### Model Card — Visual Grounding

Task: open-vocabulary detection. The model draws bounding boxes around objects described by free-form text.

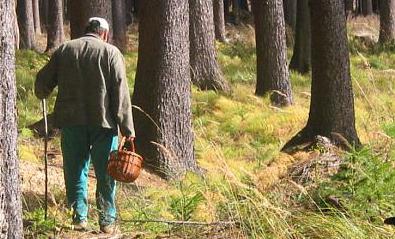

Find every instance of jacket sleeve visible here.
[110,50,136,137]
[35,52,58,99]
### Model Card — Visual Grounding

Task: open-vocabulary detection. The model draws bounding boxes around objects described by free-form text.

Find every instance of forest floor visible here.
[17,16,395,238]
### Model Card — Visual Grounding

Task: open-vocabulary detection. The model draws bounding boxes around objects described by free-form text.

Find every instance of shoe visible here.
[100,223,119,234]
[72,220,89,231]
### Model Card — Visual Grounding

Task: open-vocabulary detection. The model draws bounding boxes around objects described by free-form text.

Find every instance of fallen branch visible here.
[121,219,238,227]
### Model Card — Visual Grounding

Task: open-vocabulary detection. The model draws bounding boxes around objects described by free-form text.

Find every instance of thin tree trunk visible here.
[46,0,65,52]
[283,0,360,152]
[13,0,20,50]
[232,0,240,24]
[213,0,227,42]
[39,0,49,31]
[283,0,297,31]
[253,0,293,106]
[379,0,395,44]
[190,0,230,92]
[290,0,311,74]
[112,0,127,52]
[32,0,41,34]
[17,0,36,49]
[132,0,197,178]
[0,0,24,237]
[362,0,373,15]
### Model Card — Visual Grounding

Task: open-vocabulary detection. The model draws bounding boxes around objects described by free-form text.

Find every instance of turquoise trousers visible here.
[61,126,118,226]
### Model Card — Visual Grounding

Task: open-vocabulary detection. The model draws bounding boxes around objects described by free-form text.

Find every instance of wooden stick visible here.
[121,219,237,227]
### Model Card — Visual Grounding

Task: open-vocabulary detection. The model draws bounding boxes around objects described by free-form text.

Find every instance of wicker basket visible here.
[107,137,143,183]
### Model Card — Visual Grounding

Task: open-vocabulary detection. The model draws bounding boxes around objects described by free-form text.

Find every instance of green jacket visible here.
[35,34,135,137]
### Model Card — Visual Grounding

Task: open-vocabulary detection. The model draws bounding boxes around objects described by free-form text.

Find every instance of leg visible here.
[89,127,118,226]
[61,126,91,223]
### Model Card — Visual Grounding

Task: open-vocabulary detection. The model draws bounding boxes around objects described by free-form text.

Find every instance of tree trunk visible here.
[213,0,227,42]
[283,0,361,152]
[345,0,354,18]
[32,0,41,34]
[112,0,127,52]
[132,0,197,178]
[190,0,230,92]
[46,0,65,52]
[362,0,373,15]
[224,0,231,22]
[232,0,240,24]
[39,0,49,30]
[69,0,112,40]
[283,0,297,31]
[253,0,293,107]
[17,0,36,49]
[0,0,24,237]
[379,0,395,44]
[13,0,20,50]
[290,0,311,74]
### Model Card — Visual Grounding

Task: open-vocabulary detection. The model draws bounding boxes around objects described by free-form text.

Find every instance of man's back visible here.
[35,34,134,136]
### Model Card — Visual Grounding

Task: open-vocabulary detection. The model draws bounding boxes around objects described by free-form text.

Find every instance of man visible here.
[35,17,134,234]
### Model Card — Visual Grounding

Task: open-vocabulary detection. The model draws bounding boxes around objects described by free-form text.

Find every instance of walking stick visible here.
[42,99,48,220]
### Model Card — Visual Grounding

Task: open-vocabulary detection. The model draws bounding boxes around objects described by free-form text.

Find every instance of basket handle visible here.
[118,136,136,152]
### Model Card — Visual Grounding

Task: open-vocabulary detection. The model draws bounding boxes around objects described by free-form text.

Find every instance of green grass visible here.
[18,29,395,238]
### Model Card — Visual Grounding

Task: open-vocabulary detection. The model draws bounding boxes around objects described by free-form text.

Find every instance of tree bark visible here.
[190,0,230,92]
[112,0,127,52]
[345,0,354,18]
[283,0,361,152]
[362,0,373,15]
[232,0,240,24]
[17,0,36,49]
[0,0,24,237]
[46,0,65,52]
[283,0,297,31]
[132,0,197,178]
[12,0,20,50]
[39,0,49,30]
[379,0,395,44]
[32,0,41,34]
[213,0,227,42]
[69,0,112,40]
[253,0,293,107]
[290,0,311,74]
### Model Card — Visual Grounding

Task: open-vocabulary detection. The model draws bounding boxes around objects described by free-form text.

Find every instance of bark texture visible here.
[0,0,24,237]
[253,0,293,106]
[17,0,36,49]
[46,0,65,52]
[132,0,197,178]
[213,0,227,42]
[379,0,395,43]
[290,0,311,74]
[190,0,230,92]
[283,0,361,152]
[69,0,112,39]
[112,0,127,52]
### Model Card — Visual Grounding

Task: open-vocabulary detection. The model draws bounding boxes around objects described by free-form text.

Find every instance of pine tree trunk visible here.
[190,0,230,92]
[39,0,49,30]
[12,0,20,50]
[253,0,293,107]
[283,0,297,30]
[69,0,112,40]
[46,0,65,52]
[345,0,354,18]
[0,0,24,237]
[213,0,227,42]
[290,0,311,74]
[224,0,231,22]
[232,0,240,24]
[112,0,127,52]
[32,0,41,34]
[17,0,36,49]
[283,0,361,152]
[362,0,373,15]
[379,0,395,44]
[132,0,197,178]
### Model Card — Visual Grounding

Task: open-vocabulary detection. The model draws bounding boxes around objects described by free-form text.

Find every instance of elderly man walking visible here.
[35,17,134,234]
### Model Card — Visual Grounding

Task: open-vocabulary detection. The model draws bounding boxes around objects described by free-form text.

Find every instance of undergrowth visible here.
[18,22,395,238]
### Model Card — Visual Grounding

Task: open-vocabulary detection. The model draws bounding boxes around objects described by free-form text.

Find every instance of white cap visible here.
[88,17,109,31]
